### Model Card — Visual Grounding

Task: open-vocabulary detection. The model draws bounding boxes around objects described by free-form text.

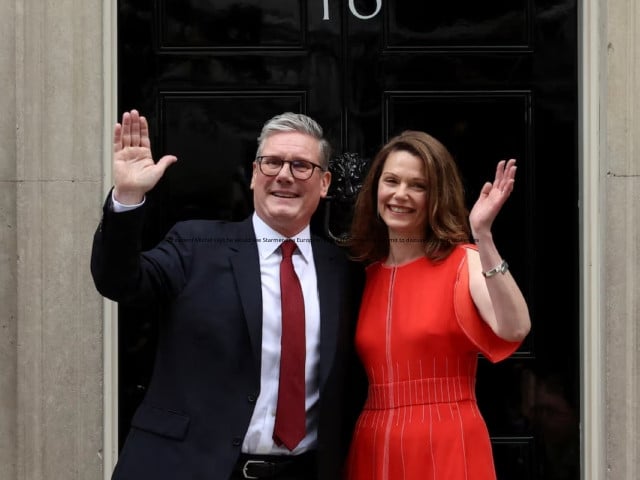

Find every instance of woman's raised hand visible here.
[469,159,517,239]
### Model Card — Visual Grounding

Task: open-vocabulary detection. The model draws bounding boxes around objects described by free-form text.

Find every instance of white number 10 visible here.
[323,0,382,20]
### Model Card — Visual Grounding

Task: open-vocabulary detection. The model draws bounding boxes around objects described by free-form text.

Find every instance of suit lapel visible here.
[313,237,341,389]
[227,221,344,387]
[228,218,263,374]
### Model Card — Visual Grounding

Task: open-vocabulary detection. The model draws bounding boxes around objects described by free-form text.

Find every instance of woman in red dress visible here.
[345,131,531,480]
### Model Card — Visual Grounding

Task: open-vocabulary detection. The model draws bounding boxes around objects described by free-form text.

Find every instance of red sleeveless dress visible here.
[345,245,521,480]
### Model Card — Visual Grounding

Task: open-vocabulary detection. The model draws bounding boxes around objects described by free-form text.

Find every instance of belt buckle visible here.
[242,459,266,479]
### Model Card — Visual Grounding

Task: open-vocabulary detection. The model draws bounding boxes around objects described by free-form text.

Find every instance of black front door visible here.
[117,1,579,478]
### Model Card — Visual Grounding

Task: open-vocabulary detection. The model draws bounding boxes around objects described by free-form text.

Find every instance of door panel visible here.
[387,1,532,48]
[117,1,579,478]
[160,93,304,221]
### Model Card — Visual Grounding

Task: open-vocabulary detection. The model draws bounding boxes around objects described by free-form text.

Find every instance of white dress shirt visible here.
[244,213,321,454]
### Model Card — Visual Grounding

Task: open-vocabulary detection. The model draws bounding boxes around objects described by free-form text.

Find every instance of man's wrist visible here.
[111,189,145,212]
[113,187,145,206]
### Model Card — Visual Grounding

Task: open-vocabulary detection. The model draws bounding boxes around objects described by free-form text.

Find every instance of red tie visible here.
[273,239,306,451]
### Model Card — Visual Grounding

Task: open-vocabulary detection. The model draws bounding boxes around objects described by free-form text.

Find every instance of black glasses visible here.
[255,155,325,180]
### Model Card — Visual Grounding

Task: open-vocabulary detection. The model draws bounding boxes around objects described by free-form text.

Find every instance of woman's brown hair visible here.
[349,131,471,263]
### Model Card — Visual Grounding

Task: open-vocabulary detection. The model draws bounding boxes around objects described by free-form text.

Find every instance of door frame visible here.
[579,0,604,479]
[101,1,603,478]
[102,0,119,477]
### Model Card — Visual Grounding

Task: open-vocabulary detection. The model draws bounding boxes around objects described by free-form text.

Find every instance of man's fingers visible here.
[130,110,141,147]
[113,123,123,152]
[121,111,132,147]
[140,116,151,149]
[156,155,178,173]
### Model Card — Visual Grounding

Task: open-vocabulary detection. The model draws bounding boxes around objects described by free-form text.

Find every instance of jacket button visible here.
[247,394,257,403]
[233,437,242,446]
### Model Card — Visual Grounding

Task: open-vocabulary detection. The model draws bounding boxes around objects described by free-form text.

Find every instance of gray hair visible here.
[256,112,331,169]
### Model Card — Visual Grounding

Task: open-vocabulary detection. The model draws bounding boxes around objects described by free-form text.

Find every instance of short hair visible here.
[256,112,331,169]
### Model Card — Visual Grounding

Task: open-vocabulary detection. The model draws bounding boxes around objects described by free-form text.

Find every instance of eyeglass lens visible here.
[258,156,318,179]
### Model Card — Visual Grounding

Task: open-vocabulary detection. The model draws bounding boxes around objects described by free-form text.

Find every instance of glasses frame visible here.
[255,155,326,180]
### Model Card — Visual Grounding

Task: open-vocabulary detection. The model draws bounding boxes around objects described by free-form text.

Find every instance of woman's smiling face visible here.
[377,150,428,239]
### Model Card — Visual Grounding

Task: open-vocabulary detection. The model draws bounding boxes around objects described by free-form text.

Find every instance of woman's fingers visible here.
[494,159,517,192]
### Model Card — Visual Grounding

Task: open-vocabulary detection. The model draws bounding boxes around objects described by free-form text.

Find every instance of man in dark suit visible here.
[91,110,364,480]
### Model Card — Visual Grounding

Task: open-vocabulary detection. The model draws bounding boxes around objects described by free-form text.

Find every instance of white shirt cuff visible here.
[111,192,145,212]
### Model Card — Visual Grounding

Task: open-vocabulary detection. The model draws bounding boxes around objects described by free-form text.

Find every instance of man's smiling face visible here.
[251,131,331,237]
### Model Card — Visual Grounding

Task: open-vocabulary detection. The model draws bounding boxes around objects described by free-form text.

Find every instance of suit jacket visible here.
[91,196,365,480]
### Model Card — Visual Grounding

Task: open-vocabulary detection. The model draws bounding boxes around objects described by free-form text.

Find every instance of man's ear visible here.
[250,162,258,189]
[319,171,332,198]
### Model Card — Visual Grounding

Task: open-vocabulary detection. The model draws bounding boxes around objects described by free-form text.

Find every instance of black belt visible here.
[233,451,316,479]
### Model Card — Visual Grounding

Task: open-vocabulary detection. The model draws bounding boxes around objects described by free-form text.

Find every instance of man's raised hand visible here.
[112,110,177,205]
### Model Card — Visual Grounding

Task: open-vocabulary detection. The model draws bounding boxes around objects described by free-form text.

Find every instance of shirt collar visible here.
[252,212,312,263]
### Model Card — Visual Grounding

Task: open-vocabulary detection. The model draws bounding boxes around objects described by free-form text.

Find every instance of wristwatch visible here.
[482,259,509,278]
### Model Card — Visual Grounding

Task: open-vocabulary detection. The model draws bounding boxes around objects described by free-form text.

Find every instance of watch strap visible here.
[482,259,509,278]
